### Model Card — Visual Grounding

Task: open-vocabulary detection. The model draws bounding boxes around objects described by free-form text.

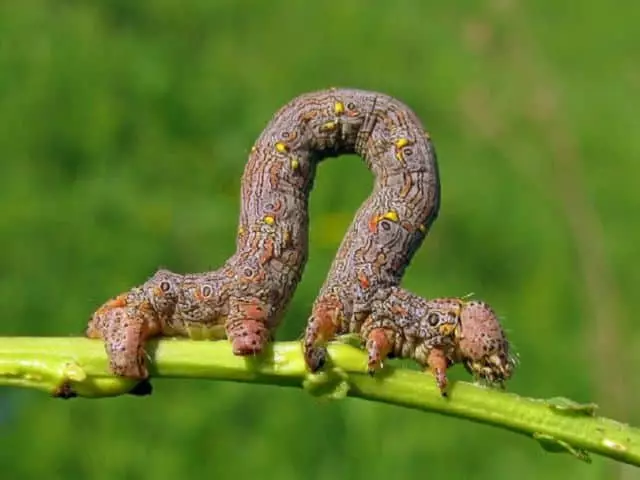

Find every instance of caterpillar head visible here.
[452,300,516,387]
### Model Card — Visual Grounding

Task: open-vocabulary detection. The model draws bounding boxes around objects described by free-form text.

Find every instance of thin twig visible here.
[0,337,638,467]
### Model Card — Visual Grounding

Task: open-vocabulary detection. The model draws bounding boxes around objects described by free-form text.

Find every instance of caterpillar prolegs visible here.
[86,88,515,393]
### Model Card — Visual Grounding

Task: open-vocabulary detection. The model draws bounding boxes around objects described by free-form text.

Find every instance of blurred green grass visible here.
[0,0,638,478]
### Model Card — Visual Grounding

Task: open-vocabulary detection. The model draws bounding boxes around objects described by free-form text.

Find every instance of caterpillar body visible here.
[86,88,514,393]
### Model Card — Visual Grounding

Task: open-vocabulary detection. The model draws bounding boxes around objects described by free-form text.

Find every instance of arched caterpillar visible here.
[86,88,514,393]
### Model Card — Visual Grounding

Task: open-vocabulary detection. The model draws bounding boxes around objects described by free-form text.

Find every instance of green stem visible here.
[1,337,638,467]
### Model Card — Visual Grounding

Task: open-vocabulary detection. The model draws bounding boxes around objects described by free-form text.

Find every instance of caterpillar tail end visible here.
[86,295,156,383]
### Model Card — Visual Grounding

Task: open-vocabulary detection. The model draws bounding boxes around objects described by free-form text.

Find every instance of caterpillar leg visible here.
[364,327,393,375]
[426,347,450,397]
[86,295,159,380]
[303,298,342,372]
[225,298,271,356]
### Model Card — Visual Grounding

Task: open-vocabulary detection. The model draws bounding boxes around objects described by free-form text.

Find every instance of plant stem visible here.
[1,337,638,466]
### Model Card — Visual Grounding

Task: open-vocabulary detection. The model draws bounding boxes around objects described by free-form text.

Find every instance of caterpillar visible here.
[86,88,514,393]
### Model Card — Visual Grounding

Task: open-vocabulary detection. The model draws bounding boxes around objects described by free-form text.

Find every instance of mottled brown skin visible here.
[86,88,515,389]
[87,88,438,379]
[294,92,515,392]
[301,91,442,371]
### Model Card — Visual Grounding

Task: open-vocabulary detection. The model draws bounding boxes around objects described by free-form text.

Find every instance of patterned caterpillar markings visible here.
[302,92,441,371]
[294,94,516,390]
[86,88,438,380]
[307,288,515,396]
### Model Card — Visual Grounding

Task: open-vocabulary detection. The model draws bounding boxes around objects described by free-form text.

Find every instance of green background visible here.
[1,1,638,478]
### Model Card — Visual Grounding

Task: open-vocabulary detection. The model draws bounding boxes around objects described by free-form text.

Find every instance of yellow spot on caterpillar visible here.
[275,142,288,153]
[321,121,337,131]
[251,146,257,153]
[424,131,431,140]
[381,210,399,222]
[395,138,409,149]
[369,210,400,232]
[395,138,411,163]
[264,216,275,225]
[418,224,427,233]
[334,102,345,114]
[290,158,299,170]
[439,324,456,336]
[238,226,245,236]
[453,324,462,340]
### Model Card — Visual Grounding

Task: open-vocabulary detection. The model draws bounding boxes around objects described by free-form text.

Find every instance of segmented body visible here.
[86,87,515,392]
[300,91,441,370]
[286,91,516,392]
[87,88,437,379]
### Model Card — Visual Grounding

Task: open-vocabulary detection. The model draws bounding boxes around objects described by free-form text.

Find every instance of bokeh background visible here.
[1,0,638,478]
